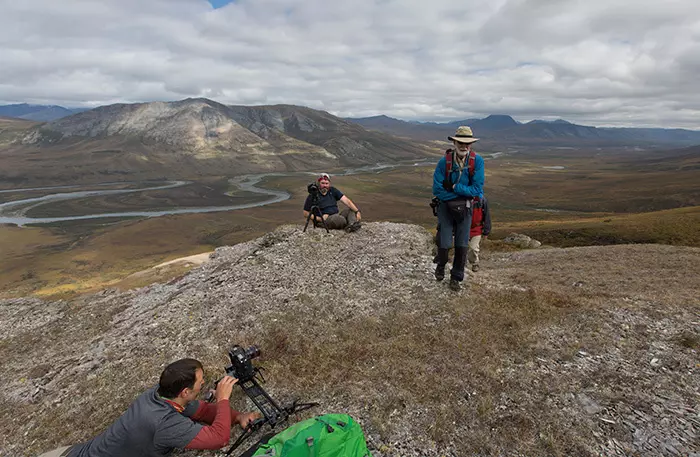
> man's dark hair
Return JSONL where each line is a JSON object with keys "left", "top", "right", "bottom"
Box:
{"left": 157, "top": 358, "right": 203, "bottom": 398}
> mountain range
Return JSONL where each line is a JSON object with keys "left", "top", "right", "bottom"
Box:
{"left": 0, "top": 98, "right": 432, "bottom": 185}
{"left": 346, "top": 114, "right": 700, "bottom": 147}
{"left": 3, "top": 98, "right": 700, "bottom": 186}
{"left": 4, "top": 101, "right": 699, "bottom": 149}
{"left": 0, "top": 104, "right": 87, "bottom": 121}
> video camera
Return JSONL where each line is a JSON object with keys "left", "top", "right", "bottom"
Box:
{"left": 307, "top": 182, "right": 320, "bottom": 197}
{"left": 303, "top": 182, "right": 329, "bottom": 233}
{"left": 215, "top": 344, "right": 318, "bottom": 456}
{"left": 225, "top": 345, "right": 261, "bottom": 383}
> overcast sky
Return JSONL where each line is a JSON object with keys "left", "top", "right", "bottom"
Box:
{"left": 1, "top": 0, "right": 699, "bottom": 128}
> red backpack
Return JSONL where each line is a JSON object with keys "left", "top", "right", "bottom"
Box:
{"left": 445, "top": 149, "right": 476, "bottom": 184}
{"left": 471, "top": 197, "right": 484, "bottom": 230}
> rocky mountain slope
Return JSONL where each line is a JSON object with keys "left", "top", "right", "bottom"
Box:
{"left": 0, "top": 117, "right": 39, "bottom": 149}
{"left": 1, "top": 223, "right": 697, "bottom": 457}
{"left": 1, "top": 99, "right": 432, "bottom": 184}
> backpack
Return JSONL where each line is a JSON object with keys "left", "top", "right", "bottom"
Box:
{"left": 471, "top": 197, "right": 483, "bottom": 230}
{"left": 247, "top": 414, "right": 373, "bottom": 457}
{"left": 445, "top": 149, "right": 476, "bottom": 184}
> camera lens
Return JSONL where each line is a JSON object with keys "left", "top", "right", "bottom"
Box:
{"left": 245, "top": 345, "right": 261, "bottom": 360}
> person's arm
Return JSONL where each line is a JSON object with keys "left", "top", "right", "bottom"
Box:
{"left": 304, "top": 210, "right": 328, "bottom": 221}
{"left": 188, "top": 401, "right": 261, "bottom": 428}
{"left": 183, "top": 376, "right": 236, "bottom": 450}
{"left": 432, "top": 157, "right": 459, "bottom": 201}
{"left": 303, "top": 195, "right": 316, "bottom": 221}
{"left": 188, "top": 400, "right": 241, "bottom": 425}
{"left": 184, "top": 399, "right": 232, "bottom": 450}
{"left": 482, "top": 197, "right": 491, "bottom": 237}
{"left": 453, "top": 155, "right": 484, "bottom": 198}
{"left": 339, "top": 195, "right": 361, "bottom": 220}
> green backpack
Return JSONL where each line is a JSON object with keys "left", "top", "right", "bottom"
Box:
{"left": 249, "top": 413, "right": 372, "bottom": 457}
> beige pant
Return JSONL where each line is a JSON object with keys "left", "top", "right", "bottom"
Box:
{"left": 468, "top": 235, "right": 482, "bottom": 265}
{"left": 37, "top": 446, "right": 72, "bottom": 457}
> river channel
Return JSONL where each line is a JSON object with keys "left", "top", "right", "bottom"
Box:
{"left": 0, "top": 160, "right": 435, "bottom": 226}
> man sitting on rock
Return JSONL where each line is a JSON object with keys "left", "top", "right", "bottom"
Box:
{"left": 38, "top": 358, "right": 260, "bottom": 457}
{"left": 303, "top": 172, "right": 362, "bottom": 232}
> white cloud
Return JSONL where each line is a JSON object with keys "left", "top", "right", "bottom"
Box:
{"left": 1, "top": 0, "right": 699, "bottom": 128}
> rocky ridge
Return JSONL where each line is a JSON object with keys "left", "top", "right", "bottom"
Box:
{"left": 0, "top": 223, "right": 698, "bottom": 456}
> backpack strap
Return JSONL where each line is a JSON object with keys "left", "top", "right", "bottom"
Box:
{"left": 467, "top": 150, "right": 476, "bottom": 178}
{"left": 445, "top": 149, "right": 453, "bottom": 179}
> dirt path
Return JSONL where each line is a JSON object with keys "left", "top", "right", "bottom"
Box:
{"left": 153, "top": 252, "right": 213, "bottom": 268}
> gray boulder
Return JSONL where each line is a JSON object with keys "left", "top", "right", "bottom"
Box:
{"left": 503, "top": 232, "right": 542, "bottom": 249}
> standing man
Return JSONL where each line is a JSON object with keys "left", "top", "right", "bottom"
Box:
{"left": 432, "top": 126, "right": 485, "bottom": 291}
{"left": 303, "top": 173, "right": 362, "bottom": 232}
{"left": 38, "top": 358, "right": 260, "bottom": 457}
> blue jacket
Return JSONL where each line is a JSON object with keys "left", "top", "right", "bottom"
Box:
{"left": 432, "top": 152, "right": 484, "bottom": 201}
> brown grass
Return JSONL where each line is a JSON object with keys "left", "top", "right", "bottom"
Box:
{"left": 494, "top": 206, "right": 700, "bottom": 247}
{"left": 252, "top": 287, "right": 586, "bottom": 455}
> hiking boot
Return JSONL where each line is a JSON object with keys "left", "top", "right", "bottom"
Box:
{"left": 434, "top": 266, "right": 445, "bottom": 281}
{"left": 345, "top": 221, "right": 362, "bottom": 233}
{"left": 449, "top": 279, "right": 461, "bottom": 291}
{"left": 472, "top": 264, "right": 480, "bottom": 272}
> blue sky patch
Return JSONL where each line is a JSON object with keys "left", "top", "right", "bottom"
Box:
{"left": 208, "top": 0, "right": 234, "bottom": 9}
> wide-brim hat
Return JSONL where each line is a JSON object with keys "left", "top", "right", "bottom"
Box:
{"left": 448, "top": 125, "right": 479, "bottom": 144}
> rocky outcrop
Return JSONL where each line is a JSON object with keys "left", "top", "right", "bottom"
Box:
{"left": 503, "top": 232, "right": 542, "bottom": 249}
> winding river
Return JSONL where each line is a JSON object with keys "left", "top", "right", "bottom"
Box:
{"left": 0, "top": 160, "right": 435, "bottom": 226}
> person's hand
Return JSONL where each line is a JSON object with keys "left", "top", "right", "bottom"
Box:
{"left": 483, "top": 235, "right": 488, "bottom": 240}
{"left": 237, "top": 411, "right": 262, "bottom": 429}
{"left": 355, "top": 211, "right": 361, "bottom": 221}
{"left": 215, "top": 376, "right": 237, "bottom": 402}
{"left": 442, "top": 177, "right": 453, "bottom": 192}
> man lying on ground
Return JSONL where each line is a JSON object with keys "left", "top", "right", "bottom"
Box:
{"left": 38, "top": 358, "right": 260, "bottom": 457}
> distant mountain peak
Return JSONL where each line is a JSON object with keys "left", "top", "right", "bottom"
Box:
{"left": 347, "top": 114, "right": 400, "bottom": 121}
{"left": 527, "top": 119, "right": 572, "bottom": 125}
{"left": 483, "top": 114, "right": 516, "bottom": 121}
{"left": 472, "top": 114, "right": 518, "bottom": 131}
{"left": 0, "top": 103, "right": 85, "bottom": 122}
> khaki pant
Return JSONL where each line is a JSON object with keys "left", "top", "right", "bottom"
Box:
{"left": 468, "top": 235, "right": 482, "bottom": 265}
{"left": 37, "top": 446, "right": 72, "bottom": 457}
{"left": 324, "top": 208, "right": 358, "bottom": 230}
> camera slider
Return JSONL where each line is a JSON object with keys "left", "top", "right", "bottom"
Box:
{"left": 225, "top": 370, "right": 318, "bottom": 456}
